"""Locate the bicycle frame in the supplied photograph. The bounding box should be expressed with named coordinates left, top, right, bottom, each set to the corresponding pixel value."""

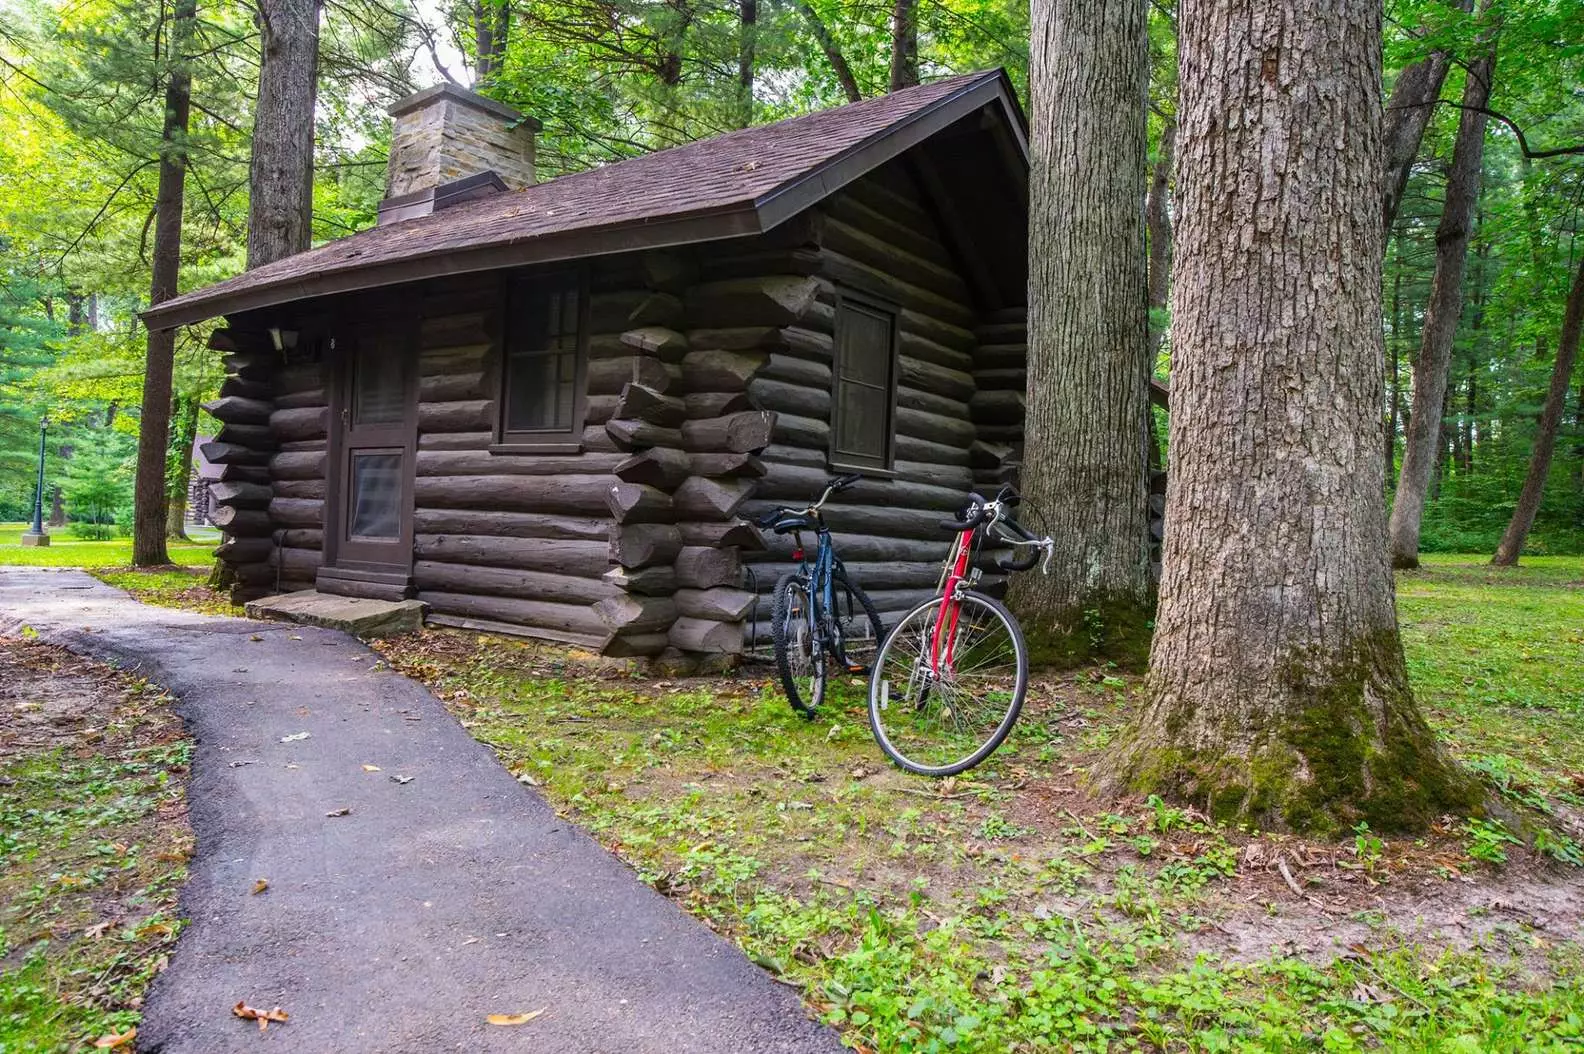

left=928, top=526, right=976, bottom=678
left=792, top=526, right=845, bottom=660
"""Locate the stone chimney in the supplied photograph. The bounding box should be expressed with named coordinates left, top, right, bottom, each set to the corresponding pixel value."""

left=378, top=84, right=541, bottom=224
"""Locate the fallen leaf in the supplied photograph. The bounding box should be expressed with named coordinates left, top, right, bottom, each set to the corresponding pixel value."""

left=325, top=807, right=351, bottom=817
left=248, top=634, right=263, bottom=642
left=93, top=1028, right=136, bottom=1048
left=233, top=1002, right=289, bottom=1031
left=83, top=920, right=113, bottom=939
left=252, top=879, right=269, bottom=895
left=486, top=1009, right=547, bottom=1026
left=390, top=775, right=414, bottom=785
left=280, top=732, right=311, bottom=743
left=516, top=773, right=540, bottom=786
left=362, top=764, right=381, bottom=772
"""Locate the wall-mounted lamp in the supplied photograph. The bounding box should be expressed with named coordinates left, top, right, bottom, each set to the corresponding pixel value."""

left=268, top=326, right=299, bottom=353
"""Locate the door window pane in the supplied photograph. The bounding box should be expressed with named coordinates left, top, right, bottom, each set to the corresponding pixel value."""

left=348, top=452, right=402, bottom=540
left=353, top=350, right=404, bottom=424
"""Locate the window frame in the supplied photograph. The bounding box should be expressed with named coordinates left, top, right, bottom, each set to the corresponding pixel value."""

left=490, top=267, right=590, bottom=455
left=829, top=287, right=901, bottom=476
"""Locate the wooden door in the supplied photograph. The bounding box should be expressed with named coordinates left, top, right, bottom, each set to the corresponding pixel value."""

left=326, top=314, right=415, bottom=579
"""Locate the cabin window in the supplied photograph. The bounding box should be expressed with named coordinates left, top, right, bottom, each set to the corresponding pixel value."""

left=496, top=271, right=586, bottom=451
left=831, top=292, right=899, bottom=471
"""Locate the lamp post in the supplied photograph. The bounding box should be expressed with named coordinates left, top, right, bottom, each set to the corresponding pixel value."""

left=21, top=417, right=50, bottom=547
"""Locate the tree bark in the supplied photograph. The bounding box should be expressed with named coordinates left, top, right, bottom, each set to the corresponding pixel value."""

left=1146, top=119, right=1175, bottom=360
left=166, top=395, right=199, bottom=540
left=132, top=0, right=196, bottom=568
left=1379, top=1, right=1473, bottom=231
left=1492, top=255, right=1584, bottom=565
left=248, top=0, right=320, bottom=267
left=795, top=0, right=862, bottom=102
left=1006, top=0, right=1153, bottom=666
left=1105, top=0, right=1474, bottom=832
left=887, top=0, right=918, bottom=93
left=736, top=0, right=756, bottom=127
left=473, top=0, right=509, bottom=84
left=1388, top=35, right=1495, bottom=568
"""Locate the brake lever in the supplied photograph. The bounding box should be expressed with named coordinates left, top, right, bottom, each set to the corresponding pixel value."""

left=1039, top=538, right=1055, bottom=575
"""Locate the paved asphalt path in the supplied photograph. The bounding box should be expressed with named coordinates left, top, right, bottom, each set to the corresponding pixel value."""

left=0, top=569, right=843, bottom=1054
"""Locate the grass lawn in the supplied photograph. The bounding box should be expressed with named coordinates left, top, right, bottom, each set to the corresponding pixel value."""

left=369, top=555, right=1584, bottom=1053
left=0, top=640, right=192, bottom=1053
left=0, top=523, right=215, bottom=569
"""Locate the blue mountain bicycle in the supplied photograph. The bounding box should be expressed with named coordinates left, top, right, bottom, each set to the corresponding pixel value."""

left=755, top=474, right=884, bottom=718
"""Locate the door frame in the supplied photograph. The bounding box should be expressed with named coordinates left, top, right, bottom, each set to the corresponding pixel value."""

left=319, top=296, right=418, bottom=594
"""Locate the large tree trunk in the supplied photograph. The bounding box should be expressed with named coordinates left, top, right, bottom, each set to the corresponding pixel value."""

left=1006, top=0, right=1152, bottom=666
left=736, top=0, right=756, bottom=127
left=1105, top=0, right=1473, bottom=832
left=796, top=0, right=862, bottom=102
left=132, top=0, right=196, bottom=568
left=887, top=0, right=918, bottom=93
left=1146, top=119, right=1175, bottom=359
left=1387, top=40, right=1495, bottom=568
left=248, top=0, right=321, bottom=266
left=1492, top=256, right=1584, bottom=565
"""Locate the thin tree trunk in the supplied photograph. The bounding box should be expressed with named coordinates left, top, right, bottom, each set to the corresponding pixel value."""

left=1106, top=0, right=1473, bottom=832
left=249, top=0, right=320, bottom=266
left=1388, top=257, right=1401, bottom=483
left=1380, top=0, right=1473, bottom=231
left=796, top=0, right=862, bottom=102
left=166, top=395, right=198, bottom=541
left=736, top=0, right=756, bottom=127
left=1146, top=119, right=1175, bottom=358
left=1007, top=0, right=1152, bottom=666
left=887, top=0, right=918, bottom=93
left=473, top=0, right=509, bottom=84
left=1493, top=256, right=1584, bottom=564
left=132, top=0, right=196, bottom=568
left=1387, top=36, right=1496, bottom=568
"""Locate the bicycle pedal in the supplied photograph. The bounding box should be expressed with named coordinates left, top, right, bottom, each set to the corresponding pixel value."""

left=846, top=664, right=867, bottom=674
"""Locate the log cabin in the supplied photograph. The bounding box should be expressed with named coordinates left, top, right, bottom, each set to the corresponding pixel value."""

left=143, top=70, right=1031, bottom=660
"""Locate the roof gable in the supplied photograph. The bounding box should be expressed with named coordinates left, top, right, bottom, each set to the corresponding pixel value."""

left=144, top=69, right=1027, bottom=329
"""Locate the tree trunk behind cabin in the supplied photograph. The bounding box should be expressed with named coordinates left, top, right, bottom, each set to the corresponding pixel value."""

left=1493, top=255, right=1584, bottom=565
left=166, top=395, right=199, bottom=541
left=473, top=0, right=509, bottom=84
left=1145, top=120, right=1174, bottom=471
left=1006, top=0, right=1153, bottom=666
left=736, top=0, right=756, bottom=127
left=1387, top=258, right=1402, bottom=483
left=1104, top=0, right=1474, bottom=833
left=132, top=0, right=196, bottom=568
left=888, top=0, right=918, bottom=92
left=1387, top=42, right=1495, bottom=569
left=797, top=0, right=862, bottom=102
left=249, top=0, right=320, bottom=267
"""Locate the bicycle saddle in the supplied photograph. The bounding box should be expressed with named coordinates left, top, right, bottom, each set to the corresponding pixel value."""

left=754, top=508, right=818, bottom=534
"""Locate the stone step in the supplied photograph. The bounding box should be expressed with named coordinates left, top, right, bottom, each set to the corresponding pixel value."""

left=245, top=590, right=427, bottom=638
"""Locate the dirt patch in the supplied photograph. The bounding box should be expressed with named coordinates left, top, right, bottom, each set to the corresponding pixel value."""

left=0, top=639, right=145, bottom=760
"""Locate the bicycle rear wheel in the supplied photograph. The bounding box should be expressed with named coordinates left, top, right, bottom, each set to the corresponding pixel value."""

left=828, top=567, right=884, bottom=675
left=867, top=590, right=1028, bottom=776
left=771, top=572, right=823, bottom=717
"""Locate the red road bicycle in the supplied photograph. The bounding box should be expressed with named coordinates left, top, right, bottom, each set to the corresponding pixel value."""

left=867, top=486, right=1054, bottom=776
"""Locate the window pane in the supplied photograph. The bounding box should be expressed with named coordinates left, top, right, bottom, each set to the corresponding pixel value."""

left=835, top=383, right=888, bottom=461
left=348, top=452, right=402, bottom=540
left=353, top=349, right=404, bottom=424
left=506, top=352, right=575, bottom=432
left=838, top=305, right=893, bottom=386
left=505, top=277, right=580, bottom=434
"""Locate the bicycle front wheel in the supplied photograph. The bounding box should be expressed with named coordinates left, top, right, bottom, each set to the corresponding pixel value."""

left=867, top=590, right=1028, bottom=776
left=771, top=572, right=823, bottom=718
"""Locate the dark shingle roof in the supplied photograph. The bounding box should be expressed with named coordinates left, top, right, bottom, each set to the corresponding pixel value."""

left=145, top=70, right=1023, bottom=328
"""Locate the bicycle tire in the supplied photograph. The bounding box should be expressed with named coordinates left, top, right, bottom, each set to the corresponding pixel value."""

left=867, top=590, right=1028, bottom=777
left=771, top=571, right=823, bottom=718
left=828, top=567, right=885, bottom=675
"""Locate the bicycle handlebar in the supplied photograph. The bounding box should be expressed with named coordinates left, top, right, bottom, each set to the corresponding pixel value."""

left=939, top=486, right=1054, bottom=574
left=754, top=473, right=864, bottom=528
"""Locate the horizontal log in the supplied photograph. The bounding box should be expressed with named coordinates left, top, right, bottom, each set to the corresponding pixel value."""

left=270, top=450, right=325, bottom=480
left=680, top=350, right=766, bottom=393
left=605, top=418, right=683, bottom=452
left=276, top=364, right=324, bottom=396
left=687, top=453, right=766, bottom=479
left=276, top=528, right=323, bottom=550
left=684, top=276, right=822, bottom=329
left=686, top=326, right=785, bottom=353
left=615, top=383, right=686, bottom=427
left=820, top=250, right=975, bottom=329
left=757, top=353, right=831, bottom=388
left=417, top=431, right=491, bottom=451
left=684, top=392, right=752, bottom=418
left=677, top=520, right=765, bottom=550
left=681, top=411, right=776, bottom=454
left=585, top=394, right=619, bottom=426
left=759, top=443, right=826, bottom=468
left=605, top=482, right=674, bottom=525
left=896, top=434, right=972, bottom=467
left=216, top=423, right=277, bottom=450
left=268, top=478, right=324, bottom=500
left=414, top=561, right=616, bottom=605
left=275, top=388, right=328, bottom=411
left=754, top=466, right=962, bottom=512
left=900, top=356, right=975, bottom=403
left=589, top=290, right=682, bottom=331
left=588, top=355, right=673, bottom=396
left=826, top=191, right=953, bottom=273
left=223, top=356, right=272, bottom=383
left=897, top=406, right=976, bottom=448
left=620, top=326, right=689, bottom=362
left=413, top=474, right=613, bottom=514
left=603, top=565, right=677, bottom=596
left=229, top=561, right=274, bottom=585
left=824, top=561, right=945, bottom=591
left=673, top=476, right=753, bottom=521
left=614, top=447, right=691, bottom=490
left=594, top=594, right=678, bottom=634
left=602, top=631, right=672, bottom=658
left=668, top=617, right=744, bottom=654
left=747, top=378, right=830, bottom=423
left=420, top=311, right=491, bottom=350
left=699, top=246, right=822, bottom=280
left=420, top=591, right=610, bottom=641
left=268, top=497, right=323, bottom=529
left=974, top=342, right=1026, bottom=370
left=218, top=464, right=272, bottom=485
left=970, top=389, right=1025, bottom=425
left=414, top=534, right=610, bottom=575
left=821, top=216, right=970, bottom=304
left=420, top=400, right=494, bottom=433
left=897, top=384, right=970, bottom=420
left=219, top=376, right=272, bottom=401
left=769, top=412, right=829, bottom=450
left=419, top=372, right=487, bottom=403
left=203, top=395, right=272, bottom=425
left=748, top=526, right=950, bottom=562
left=416, top=450, right=624, bottom=477
left=674, top=587, right=754, bottom=622
left=609, top=523, right=683, bottom=569
left=268, top=546, right=322, bottom=576
left=211, top=506, right=272, bottom=536
left=674, top=546, right=742, bottom=589
left=973, top=367, right=1026, bottom=391
left=413, top=509, right=609, bottom=540
left=419, top=344, right=490, bottom=374
left=271, top=406, right=327, bottom=443
left=209, top=329, right=272, bottom=355
left=215, top=536, right=273, bottom=563
left=210, top=481, right=272, bottom=509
